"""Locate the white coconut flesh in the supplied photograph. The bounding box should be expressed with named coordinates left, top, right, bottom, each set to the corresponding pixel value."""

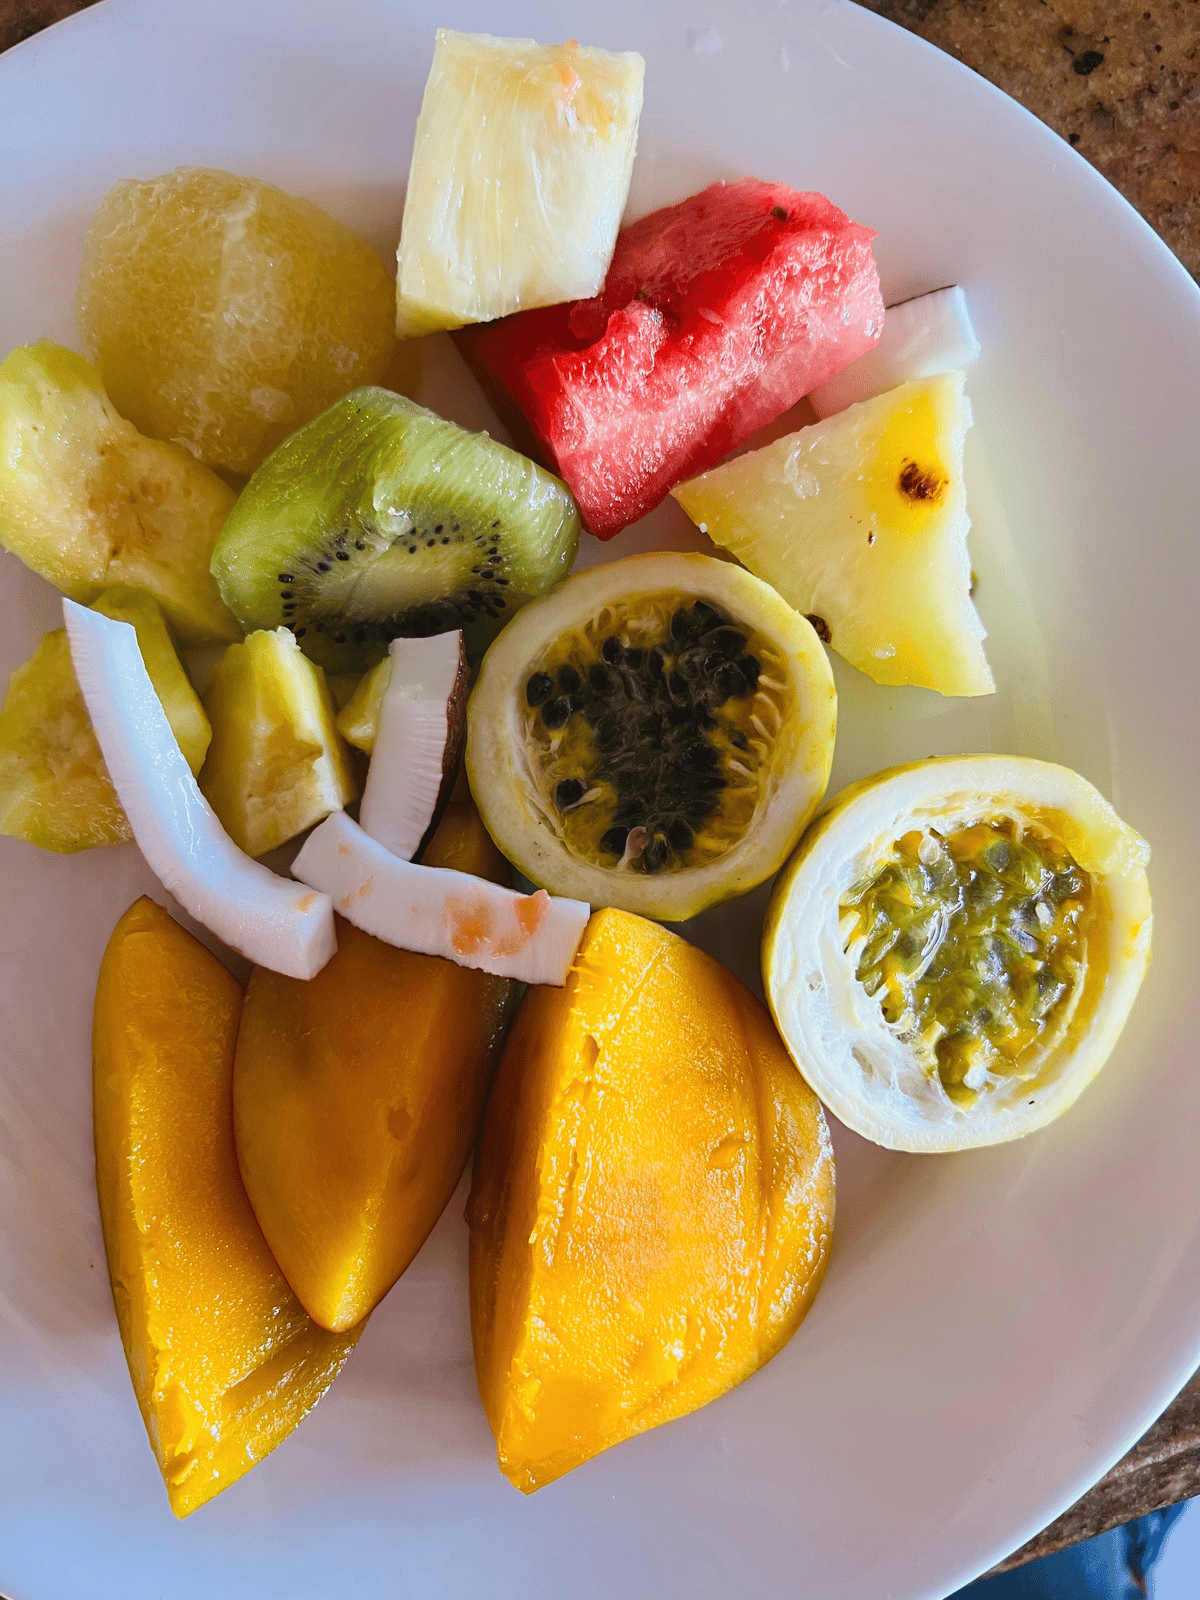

left=466, top=552, right=837, bottom=921
left=808, top=286, right=981, bottom=419
left=358, top=630, right=466, bottom=860
left=762, top=755, right=1152, bottom=1152
left=63, top=601, right=336, bottom=979
left=291, top=809, right=589, bottom=986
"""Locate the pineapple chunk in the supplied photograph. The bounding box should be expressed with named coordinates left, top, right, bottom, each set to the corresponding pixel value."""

left=0, top=342, right=240, bottom=644
left=0, top=587, right=211, bottom=853
left=199, top=629, right=359, bottom=858
left=672, top=373, right=994, bottom=699
left=396, top=31, right=644, bottom=338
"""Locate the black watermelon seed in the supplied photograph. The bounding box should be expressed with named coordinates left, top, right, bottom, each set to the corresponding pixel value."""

left=601, top=636, right=623, bottom=665
left=557, top=664, right=582, bottom=695
left=643, top=835, right=670, bottom=873
left=588, top=662, right=616, bottom=696
left=541, top=697, right=571, bottom=731
left=666, top=818, right=694, bottom=851
left=599, top=826, right=629, bottom=856
left=555, top=778, right=586, bottom=809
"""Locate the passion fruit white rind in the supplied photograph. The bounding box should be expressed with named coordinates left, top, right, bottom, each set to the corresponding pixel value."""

left=64, top=601, right=336, bottom=980
left=466, top=552, right=838, bottom=921
left=762, top=755, right=1151, bottom=1152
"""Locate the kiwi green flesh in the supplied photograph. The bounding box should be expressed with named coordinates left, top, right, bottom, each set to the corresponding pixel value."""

left=210, top=387, right=580, bottom=674
left=524, top=597, right=793, bottom=877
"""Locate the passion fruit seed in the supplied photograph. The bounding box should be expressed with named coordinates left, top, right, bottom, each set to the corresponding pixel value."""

left=843, top=819, right=1093, bottom=1103
left=523, top=601, right=781, bottom=876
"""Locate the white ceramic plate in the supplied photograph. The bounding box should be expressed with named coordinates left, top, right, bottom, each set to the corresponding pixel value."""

left=2, top=2, right=1199, bottom=1597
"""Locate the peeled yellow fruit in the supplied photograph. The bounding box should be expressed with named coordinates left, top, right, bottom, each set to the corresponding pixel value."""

left=333, top=655, right=390, bottom=754
left=77, top=167, right=396, bottom=475
left=0, top=587, right=210, bottom=852
left=233, top=803, right=517, bottom=1333
left=199, top=627, right=358, bottom=858
left=0, top=341, right=238, bottom=643
left=762, top=756, right=1152, bottom=1151
left=467, top=907, right=835, bottom=1493
left=93, top=897, right=361, bottom=1517
left=672, top=373, right=993, bottom=697
left=396, top=31, right=645, bottom=337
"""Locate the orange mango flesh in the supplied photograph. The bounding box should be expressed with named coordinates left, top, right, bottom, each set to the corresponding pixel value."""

left=92, top=896, right=360, bottom=1518
left=232, top=802, right=517, bottom=1333
left=467, top=907, right=835, bottom=1493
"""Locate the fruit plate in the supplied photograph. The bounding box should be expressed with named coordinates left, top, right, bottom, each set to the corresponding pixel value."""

left=1, top=1, right=1198, bottom=1596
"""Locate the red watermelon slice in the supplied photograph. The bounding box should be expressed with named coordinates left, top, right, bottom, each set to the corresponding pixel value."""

left=456, top=179, right=884, bottom=540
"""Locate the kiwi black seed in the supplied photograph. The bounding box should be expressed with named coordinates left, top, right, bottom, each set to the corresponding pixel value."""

left=209, top=388, right=580, bottom=674
left=531, top=601, right=762, bottom=874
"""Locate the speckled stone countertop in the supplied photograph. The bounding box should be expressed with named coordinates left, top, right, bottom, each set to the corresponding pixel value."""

left=1, top=0, right=1198, bottom=1576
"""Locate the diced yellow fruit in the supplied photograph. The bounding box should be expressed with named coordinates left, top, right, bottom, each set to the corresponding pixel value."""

left=0, top=342, right=239, bottom=644
left=396, top=31, right=644, bottom=337
left=324, top=673, right=363, bottom=713
left=77, top=168, right=396, bottom=476
left=199, top=628, right=359, bottom=857
left=93, top=896, right=361, bottom=1517
left=0, top=587, right=211, bottom=853
left=468, top=908, right=835, bottom=1493
left=672, top=373, right=994, bottom=698
left=333, top=655, right=390, bottom=754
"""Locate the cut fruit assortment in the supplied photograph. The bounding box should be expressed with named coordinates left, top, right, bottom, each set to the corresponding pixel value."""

left=0, top=19, right=1153, bottom=1520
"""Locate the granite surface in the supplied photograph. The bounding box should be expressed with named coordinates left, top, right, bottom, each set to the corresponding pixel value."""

left=1, top=0, right=1198, bottom=1576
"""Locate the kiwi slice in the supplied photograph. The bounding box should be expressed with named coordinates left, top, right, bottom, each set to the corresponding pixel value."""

left=210, top=388, right=580, bottom=675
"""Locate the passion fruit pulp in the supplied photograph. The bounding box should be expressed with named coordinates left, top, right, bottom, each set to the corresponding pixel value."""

left=466, top=552, right=837, bottom=920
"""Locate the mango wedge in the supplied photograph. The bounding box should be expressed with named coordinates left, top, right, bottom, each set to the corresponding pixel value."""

left=93, top=897, right=360, bottom=1517
left=233, top=803, right=517, bottom=1332
left=467, top=907, right=835, bottom=1492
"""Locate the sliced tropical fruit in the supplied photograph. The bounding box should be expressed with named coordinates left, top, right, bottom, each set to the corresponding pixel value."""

left=0, top=587, right=210, bottom=853
left=292, top=810, right=588, bottom=986
left=199, top=628, right=358, bottom=859
left=77, top=167, right=395, bottom=476
left=0, top=341, right=238, bottom=643
left=334, top=657, right=389, bottom=753
left=94, top=896, right=361, bottom=1517
left=209, top=388, right=580, bottom=675
left=64, top=602, right=335, bottom=978
left=395, top=31, right=644, bottom=338
left=456, top=178, right=883, bottom=537
left=233, top=803, right=518, bottom=1333
left=465, top=552, right=836, bottom=921
left=357, top=631, right=466, bottom=861
left=468, top=907, right=835, bottom=1493
left=808, top=285, right=980, bottom=418
left=673, top=372, right=993, bottom=697
left=761, top=755, right=1152, bottom=1152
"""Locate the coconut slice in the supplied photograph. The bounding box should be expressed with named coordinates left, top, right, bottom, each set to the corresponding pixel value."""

left=808, top=286, right=980, bottom=419
left=292, top=809, right=588, bottom=985
left=63, top=601, right=336, bottom=979
left=358, top=631, right=467, bottom=860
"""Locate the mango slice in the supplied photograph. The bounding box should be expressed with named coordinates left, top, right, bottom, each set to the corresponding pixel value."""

left=233, top=803, right=517, bottom=1332
left=0, top=341, right=239, bottom=644
left=198, top=627, right=359, bottom=858
left=93, top=897, right=361, bottom=1517
left=0, top=586, right=210, bottom=853
left=467, top=907, right=836, bottom=1493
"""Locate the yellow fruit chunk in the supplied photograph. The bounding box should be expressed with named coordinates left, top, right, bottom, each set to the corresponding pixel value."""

left=396, top=31, right=645, bottom=337
left=93, top=897, right=361, bottom=1517
left=199, top=627, right=358, bottom=857
left=78, top=167, right=396, bottom=475
left=333, top=654, right=390, bottom=754
left=233, top=803, right=516, bottom=1332
left=467, top=907, right=835, bottom=1493
left=0, top=587, right=210, bottom=853
left=672, top=373, right=994, bottom=697
left=0, top=342, right=238, bottom=644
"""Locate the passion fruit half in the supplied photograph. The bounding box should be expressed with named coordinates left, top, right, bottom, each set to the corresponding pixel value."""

left=762, top=755, right=1152, bottom=1151
left=466, top=552, right=837, bottom=920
